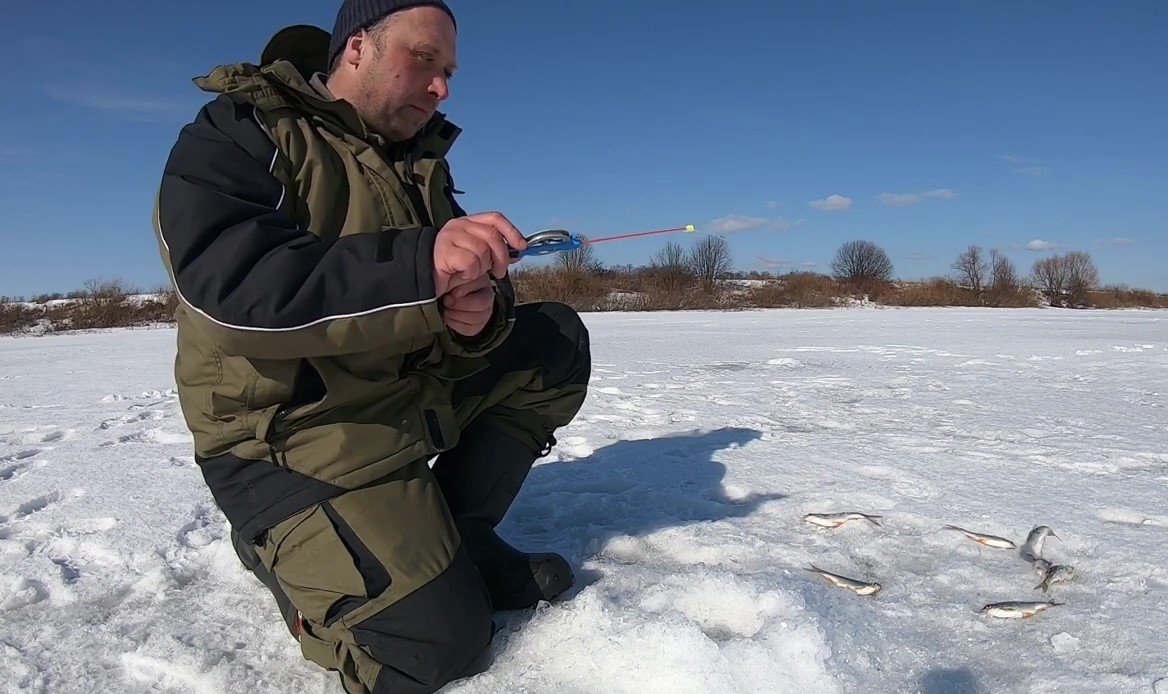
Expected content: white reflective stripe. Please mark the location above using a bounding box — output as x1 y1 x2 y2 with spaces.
153 189 437 335
254 107 286 211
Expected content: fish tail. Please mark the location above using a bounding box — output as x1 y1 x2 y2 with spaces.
942 524 963 531
866 515 883 527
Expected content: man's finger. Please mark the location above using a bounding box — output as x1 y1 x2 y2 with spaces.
448 280 493 301
448 235 491 278
466 211 527 252
447 275 490 300
439 247 484 285
443 312 489 336
464 222 514 279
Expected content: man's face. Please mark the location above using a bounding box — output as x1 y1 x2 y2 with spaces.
348 7 457 142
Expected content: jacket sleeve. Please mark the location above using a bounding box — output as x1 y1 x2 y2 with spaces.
439 273 516 357
152 95 446 359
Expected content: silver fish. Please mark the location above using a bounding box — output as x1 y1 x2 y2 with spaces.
1035 564 1075 593
1019 525 1059 563
943 524 1017 549
803 512 883 528
1032 558 1053 582
979 600 1062 619
805 565 882 595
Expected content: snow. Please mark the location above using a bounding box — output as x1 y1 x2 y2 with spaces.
1 308 1166 693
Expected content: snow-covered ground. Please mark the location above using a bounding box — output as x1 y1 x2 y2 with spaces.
1 308 1166 694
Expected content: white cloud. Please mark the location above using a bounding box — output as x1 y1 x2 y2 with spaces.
810 195 853 212
44 83 194 122
801 262 819 269
1101 237 1134 246
1022 239 1061 251
907 253 934 261
764 201 779 209
1012 166 1050 176
708 215 794 234
879 193 920 207
878 189 958 207
708 215 769 233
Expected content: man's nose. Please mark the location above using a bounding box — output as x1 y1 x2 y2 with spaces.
429 75 450 101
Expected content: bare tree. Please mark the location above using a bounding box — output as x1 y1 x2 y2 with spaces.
952 245 988 303
986 249 1023 306
649 240 693 292
687 235 733 292
556 235 602 274
1063 251 1100 306
1031 256 1068 306
831 240 894 284
83 277 133 311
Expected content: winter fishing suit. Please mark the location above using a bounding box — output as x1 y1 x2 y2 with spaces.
151 30 590 694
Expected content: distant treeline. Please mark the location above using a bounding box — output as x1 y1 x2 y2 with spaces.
2 240 1165 335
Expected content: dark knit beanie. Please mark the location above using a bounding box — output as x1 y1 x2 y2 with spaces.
328 0 457 67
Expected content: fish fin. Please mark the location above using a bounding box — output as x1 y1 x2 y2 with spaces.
806 564 824 573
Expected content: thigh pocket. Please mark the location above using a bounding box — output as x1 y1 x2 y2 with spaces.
257 503 389 627
325 460 460 628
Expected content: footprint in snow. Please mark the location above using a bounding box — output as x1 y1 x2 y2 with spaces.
0 458 46 484
177 506 222 549
5 489 84 522
0 450 40 463
0 577 50 610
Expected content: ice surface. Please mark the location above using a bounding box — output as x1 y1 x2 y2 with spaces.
0 308 1165 693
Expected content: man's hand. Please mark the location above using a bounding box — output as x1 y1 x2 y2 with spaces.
433 212 526 297
442 274 495 338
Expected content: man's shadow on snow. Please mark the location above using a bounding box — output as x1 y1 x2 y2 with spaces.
921 668 979 694
501 427 782 591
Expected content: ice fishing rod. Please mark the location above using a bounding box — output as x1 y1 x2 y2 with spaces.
509 225 698 259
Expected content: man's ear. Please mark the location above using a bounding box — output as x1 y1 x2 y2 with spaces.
343 31 371 69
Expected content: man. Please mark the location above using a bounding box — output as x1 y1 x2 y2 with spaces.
151 1 591 692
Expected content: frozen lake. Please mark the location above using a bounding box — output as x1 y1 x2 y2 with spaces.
1 307 1165 693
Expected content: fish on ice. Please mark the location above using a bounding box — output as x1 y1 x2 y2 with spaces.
979 600 1062 619
803 512 883 528
1032 558 1053 581
1019 525 1059 563
1036 565 1075 593
943 524 1017 549
805 565 882 595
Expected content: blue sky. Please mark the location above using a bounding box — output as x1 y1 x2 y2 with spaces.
1 0 1165 296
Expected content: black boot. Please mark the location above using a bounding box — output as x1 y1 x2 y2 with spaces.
432 421 574 610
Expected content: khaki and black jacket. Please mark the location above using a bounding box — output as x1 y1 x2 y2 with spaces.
153 59 514 541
